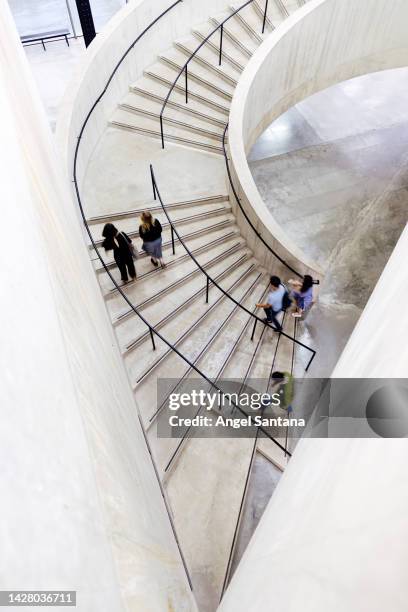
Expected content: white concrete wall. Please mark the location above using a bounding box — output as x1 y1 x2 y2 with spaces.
56 0 234 192
0 3 196 610
228 0 408 278
220 1 408 610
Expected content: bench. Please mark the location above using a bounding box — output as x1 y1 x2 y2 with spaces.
21 29 71 51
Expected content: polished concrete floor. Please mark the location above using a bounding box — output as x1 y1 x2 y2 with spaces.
8 0 125 129
249 68 408 376
229 451 282 582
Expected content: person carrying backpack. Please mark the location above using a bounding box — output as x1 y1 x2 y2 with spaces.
271 371 295 413
256 275 291 332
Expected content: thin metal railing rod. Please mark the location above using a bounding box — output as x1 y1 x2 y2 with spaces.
164 273 264 473
262 0 269 33
148 268 263 428
151 164 316 366
164 278 281 473
221 305 289 599
220 428 260 599
219 24 224 66
159 0 255 147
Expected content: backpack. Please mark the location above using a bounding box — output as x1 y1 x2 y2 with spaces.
281 286 292 311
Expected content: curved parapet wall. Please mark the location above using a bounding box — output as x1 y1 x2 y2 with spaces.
228 0 408 278
221 2 408 610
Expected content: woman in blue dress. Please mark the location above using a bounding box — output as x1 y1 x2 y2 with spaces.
288 274 314 317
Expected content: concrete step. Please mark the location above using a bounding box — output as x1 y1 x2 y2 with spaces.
146 267 265 477
230 2 275 43
104 236 246 320
252 0 278 29
110 107 224 154
116 240 251 355
165 439 253 610
91 201 232 253
131 75 229 124
158 47 235 98
118 92 224 140
127 250 254 385
208 13 259 56
93 224 236 279
192 18 254 64
174 36 243 79
134 258 260 422
99 229 240 304
95 216 238 287
145 63 231 114
87 193 229 226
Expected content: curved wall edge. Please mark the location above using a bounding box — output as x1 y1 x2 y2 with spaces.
228 0 408 279
2 2 199 610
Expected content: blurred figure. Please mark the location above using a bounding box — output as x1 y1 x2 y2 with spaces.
256 275 286 331
288 275 314 317
102 223 136 284
271 371 294 413
139 211 165 268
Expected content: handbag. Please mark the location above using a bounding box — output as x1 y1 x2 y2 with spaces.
121 232 138 260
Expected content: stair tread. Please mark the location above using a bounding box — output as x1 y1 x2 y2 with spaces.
174 35 243 78
158 48 235 97
253 0 287 23
114 236 248 348
131 256 258 385
230 2 275 40
87 193 229 225
90 200 231 243
208 12 259 55
120 91 224 137
145 62 232 111
131 75 229 121
110 108 224 152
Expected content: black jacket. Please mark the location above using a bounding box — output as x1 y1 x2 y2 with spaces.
139 219 162 243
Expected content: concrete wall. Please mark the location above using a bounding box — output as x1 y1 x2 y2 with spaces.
221 1 408 610
0 3 197 610
228 0 408 278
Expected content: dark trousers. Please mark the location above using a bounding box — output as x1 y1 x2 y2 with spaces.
264 306 282 331
115 254 136 281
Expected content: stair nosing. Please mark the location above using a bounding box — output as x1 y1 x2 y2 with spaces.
118 103 223 140
158 56 234 100
130 85 227 127
110 120 224 153
144 70 231 114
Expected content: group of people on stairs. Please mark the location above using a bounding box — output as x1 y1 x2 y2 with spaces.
256 274 315 331
101 211 165 284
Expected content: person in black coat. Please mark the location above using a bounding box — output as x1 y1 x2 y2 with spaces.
102 223 136 283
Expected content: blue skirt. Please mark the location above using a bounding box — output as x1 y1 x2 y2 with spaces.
142 237 163 259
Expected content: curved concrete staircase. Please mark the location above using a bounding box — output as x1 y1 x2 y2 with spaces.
83 1 310 609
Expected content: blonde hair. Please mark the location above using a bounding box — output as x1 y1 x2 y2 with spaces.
141 211 154 232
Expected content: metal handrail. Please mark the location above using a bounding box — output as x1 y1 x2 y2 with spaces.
158 0 320 285
70 0 311 597
159 0 265 148
72 0 293 516
150 164 317 371
220 309 287 599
